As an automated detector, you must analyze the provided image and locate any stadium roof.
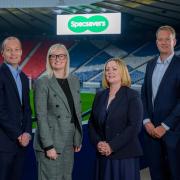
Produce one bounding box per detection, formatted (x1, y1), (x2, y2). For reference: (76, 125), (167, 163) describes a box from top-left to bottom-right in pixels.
(0, 0), (179, 36)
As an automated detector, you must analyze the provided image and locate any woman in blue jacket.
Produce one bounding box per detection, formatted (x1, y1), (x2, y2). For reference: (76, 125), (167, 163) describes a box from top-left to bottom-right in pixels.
(89, 58), (143, 180)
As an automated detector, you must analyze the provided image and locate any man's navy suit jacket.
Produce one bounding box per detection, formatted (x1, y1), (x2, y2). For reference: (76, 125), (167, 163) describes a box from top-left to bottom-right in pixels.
(142, 55), (180, 140)
(0, 63), (32, 152)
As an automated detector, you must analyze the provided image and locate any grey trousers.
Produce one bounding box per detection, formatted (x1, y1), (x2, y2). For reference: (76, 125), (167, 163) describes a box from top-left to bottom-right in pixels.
(36, 125), (75, 180)
(36, 146), (74, 180)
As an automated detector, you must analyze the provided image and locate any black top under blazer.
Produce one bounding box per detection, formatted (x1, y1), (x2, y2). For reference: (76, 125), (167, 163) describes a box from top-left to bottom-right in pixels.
(89, 86), (143, 159)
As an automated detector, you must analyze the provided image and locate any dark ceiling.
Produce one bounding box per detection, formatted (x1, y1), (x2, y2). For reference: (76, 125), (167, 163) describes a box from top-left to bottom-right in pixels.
(0, 0), (180, 37)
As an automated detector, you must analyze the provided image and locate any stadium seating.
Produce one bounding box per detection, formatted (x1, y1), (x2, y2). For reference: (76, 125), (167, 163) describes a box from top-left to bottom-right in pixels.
(22, 40), (74, 78)
(70, 41), (100, 67)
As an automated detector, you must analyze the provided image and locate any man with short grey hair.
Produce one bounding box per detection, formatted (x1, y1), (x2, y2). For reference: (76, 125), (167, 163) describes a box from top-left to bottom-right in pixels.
(0, 36), (32, 180)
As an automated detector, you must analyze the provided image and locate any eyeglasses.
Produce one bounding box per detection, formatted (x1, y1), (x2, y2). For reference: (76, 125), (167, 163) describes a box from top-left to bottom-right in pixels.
(49, 54), (67, 60)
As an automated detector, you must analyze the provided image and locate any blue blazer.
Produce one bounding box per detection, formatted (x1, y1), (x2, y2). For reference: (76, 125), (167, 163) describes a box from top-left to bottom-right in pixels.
(89, 86), (143, 159)
(0, 63), (32, 152)
(141, 55), (180, 132)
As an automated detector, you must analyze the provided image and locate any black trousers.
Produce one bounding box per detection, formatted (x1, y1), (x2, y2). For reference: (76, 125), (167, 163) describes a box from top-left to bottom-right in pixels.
(0, 147), (26, 180)
(143, 131), (180, 180)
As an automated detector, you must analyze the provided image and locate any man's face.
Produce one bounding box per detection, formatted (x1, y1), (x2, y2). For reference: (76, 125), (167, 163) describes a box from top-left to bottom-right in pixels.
(2, 39), (22, 67)
(156, 30), (176, 56)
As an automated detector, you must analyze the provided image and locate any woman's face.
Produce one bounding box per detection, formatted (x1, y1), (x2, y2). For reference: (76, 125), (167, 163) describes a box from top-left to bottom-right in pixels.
(105, 60), (121, 85)
(49, 47), (67, 71)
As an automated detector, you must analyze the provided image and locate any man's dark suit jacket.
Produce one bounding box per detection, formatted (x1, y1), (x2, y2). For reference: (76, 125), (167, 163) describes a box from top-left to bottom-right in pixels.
(141, 55), (180, 179)
(142, 55), (180, 133)
(89, 86), (143, 159)
(0, 63), (32, 152)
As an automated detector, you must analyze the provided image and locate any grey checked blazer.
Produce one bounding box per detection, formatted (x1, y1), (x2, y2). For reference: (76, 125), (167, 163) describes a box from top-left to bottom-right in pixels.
(33, 74), (83, 153)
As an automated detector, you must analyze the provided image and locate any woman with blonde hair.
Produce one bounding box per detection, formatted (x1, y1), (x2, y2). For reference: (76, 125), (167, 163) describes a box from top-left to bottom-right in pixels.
(89, 58), (143, 180)
(34, 43), (83, 180)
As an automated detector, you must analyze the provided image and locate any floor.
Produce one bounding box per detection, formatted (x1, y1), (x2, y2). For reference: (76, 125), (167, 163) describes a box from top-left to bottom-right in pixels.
(140, 168), (151, 180)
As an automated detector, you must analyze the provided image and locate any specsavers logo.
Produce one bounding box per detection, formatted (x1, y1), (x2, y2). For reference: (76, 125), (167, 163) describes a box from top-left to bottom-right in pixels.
(68, 15), (109, 33)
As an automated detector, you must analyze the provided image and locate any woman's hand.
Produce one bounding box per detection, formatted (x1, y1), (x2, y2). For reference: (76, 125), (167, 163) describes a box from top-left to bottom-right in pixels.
(104, 143), (113, 156)
(74, 145), (82, 152)
(46, 148), (58, 160)
(97, 141), (113, 156)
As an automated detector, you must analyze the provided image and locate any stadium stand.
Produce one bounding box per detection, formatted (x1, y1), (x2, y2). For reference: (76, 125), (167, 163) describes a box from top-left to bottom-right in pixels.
(22, 40), (74, 78)
(85, 52), (112, 66)
(70, 41), (100, 68)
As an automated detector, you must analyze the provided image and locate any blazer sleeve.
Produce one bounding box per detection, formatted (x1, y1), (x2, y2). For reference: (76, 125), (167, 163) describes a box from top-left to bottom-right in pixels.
(108, 91), (143, 152)
(35, 78), (54, 149)
(163, 74), (180, 129)
(88, 92), (102, 147)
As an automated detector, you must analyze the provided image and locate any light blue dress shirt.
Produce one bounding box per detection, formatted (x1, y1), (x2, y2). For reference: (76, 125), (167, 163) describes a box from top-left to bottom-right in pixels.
(6, 63), (22, 104)
(143, 53), (174, 130)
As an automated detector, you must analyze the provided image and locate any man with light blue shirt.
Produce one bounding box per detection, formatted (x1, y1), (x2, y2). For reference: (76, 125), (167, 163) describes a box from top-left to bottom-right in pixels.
(0, 36), (32, 180)
(142, 25), (180, 180)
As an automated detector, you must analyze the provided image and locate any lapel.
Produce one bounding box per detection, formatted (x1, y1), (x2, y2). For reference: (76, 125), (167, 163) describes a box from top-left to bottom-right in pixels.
(48, 75), (71, 113)
(67, 75), (77, 109)
(20, 72), (27, 105)
(106, 87), (126, 121)
(96, 89), (109, 125)
(2, 63), (21, 105)
(148, 58), (157, 98)
(154, 56), (176, 107)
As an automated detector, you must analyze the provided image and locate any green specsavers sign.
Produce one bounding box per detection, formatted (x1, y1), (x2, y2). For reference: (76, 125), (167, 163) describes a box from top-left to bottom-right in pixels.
(57, 13), (121, 35)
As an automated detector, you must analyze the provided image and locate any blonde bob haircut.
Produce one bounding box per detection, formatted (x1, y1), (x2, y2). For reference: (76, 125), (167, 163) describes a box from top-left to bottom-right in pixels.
(102, 58), (131, 88)
(46, 43), (70, 78)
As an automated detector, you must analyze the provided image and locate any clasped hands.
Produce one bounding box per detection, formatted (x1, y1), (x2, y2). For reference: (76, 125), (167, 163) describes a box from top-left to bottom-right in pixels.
(18, 132), (31, 147)
(97, 141), (112, 156)
(145, 122), (166, 138)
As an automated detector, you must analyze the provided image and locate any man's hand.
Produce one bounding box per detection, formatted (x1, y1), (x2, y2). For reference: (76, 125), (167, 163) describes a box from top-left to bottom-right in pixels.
(18, 133), (31, 147)
(144, 121), (155, 137)
(46, 148), (58, 160)
(154, 125), (166, 138)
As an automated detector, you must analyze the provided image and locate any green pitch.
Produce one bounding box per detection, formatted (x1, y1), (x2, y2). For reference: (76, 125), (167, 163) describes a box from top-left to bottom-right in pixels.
(80, 93), (95, 121)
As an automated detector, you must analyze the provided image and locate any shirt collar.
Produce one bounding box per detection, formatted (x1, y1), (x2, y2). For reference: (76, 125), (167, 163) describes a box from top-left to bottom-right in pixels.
(5, 63), (21, 76)
(157, 53), (174, 64)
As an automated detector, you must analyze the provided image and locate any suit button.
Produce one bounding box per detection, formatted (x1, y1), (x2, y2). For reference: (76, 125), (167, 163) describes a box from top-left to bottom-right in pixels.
(57, 115), (60, 119)
(56, 105), (59, 107)
(106, 126), (109, 129)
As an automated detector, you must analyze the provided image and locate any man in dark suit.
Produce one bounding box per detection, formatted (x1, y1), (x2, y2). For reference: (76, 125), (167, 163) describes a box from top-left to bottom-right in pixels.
(0, 37), (32, 180)
(142, 25), (180, 180)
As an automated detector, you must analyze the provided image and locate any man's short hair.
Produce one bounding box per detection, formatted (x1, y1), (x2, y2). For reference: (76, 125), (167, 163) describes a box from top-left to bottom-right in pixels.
(156, 25), (176, 39)
(1, 36), (22, 52)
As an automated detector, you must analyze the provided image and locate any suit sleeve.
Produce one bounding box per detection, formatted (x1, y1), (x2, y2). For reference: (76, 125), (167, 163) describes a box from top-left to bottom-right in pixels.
(88, 92), (102, 147)
(0, 77), (22, 141)
(163, 74), (180, 129)
(35, 78), (54, 149)
(108, 93), (143, 152)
